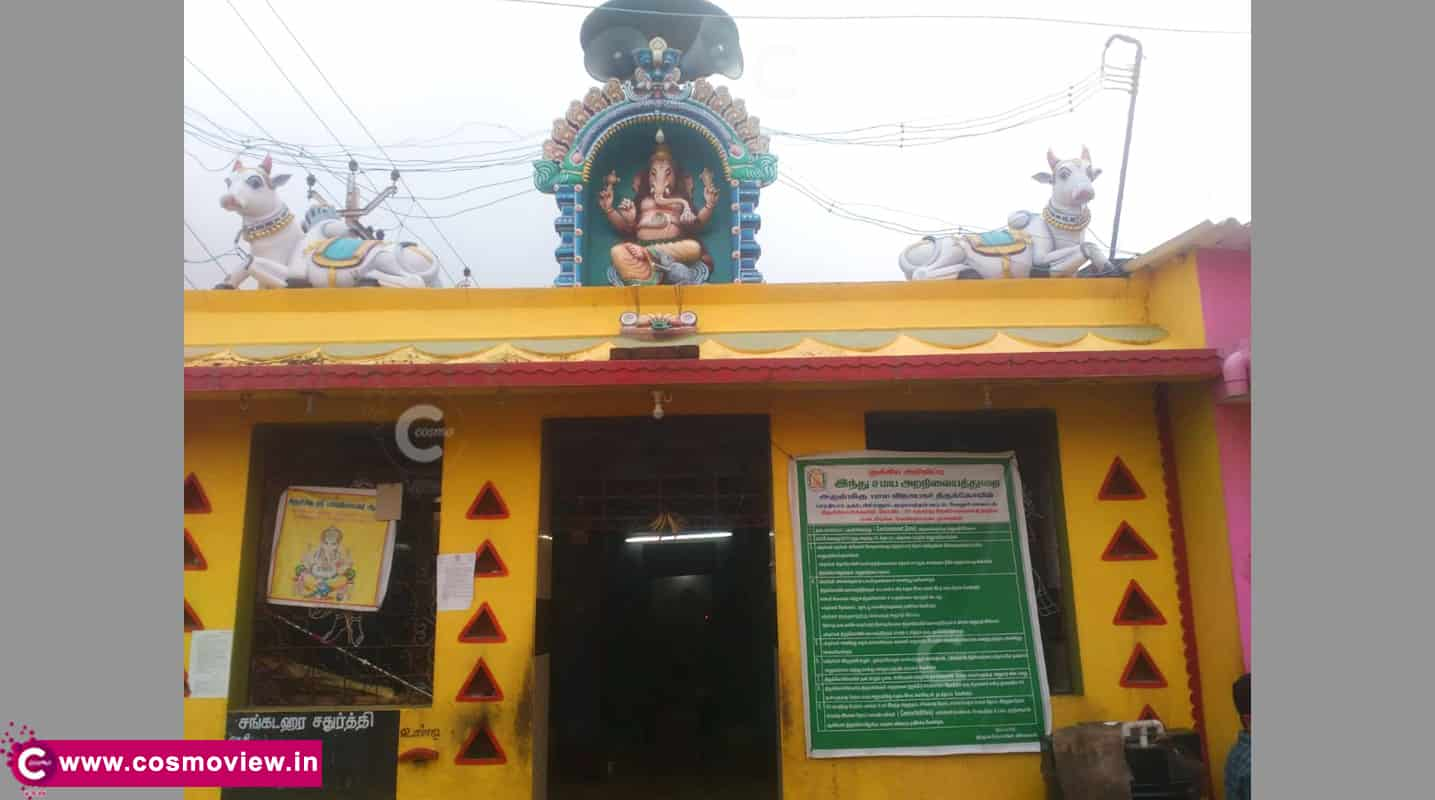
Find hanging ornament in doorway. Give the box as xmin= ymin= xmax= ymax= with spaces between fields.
xmin=647 ymin=510 xmax=687 ymax=535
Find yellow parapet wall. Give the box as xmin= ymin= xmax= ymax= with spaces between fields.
xmin=183 ymin=272 xmax=1205 ymax=360
xmin=183 ymin=375 xmax=1226 ymax=800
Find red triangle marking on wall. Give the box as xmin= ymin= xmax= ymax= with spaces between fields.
xmin=184 ymin=529 xmax=208 ymax=571
xmin=184 ymin=599 xmax=204 ymax=632
xmin=455 ymin=725 xmax=507 ymax=765
xmin=456 ymin=658 xmax=504 ymax=703
xmin=459 ymin=603 xmax=507 ymax=643
xmin=1114 ymin=580 xmax=1168 ymax=626
xmin=184 ymin=473 xmax=212 ymax=514
xmin=1101 ymin=521 xmax=1158 ymax=561
xmin=1120 ymin=643 xmax=1168 ymax=688
xmin=1138 ymin=705 xmax=1161 ymax=723
xmin=1098 ymin=457 xmax=1146 ymax=501
xmin=474 ymin=541 xmax=509 ymax=578
xmin=465 ymin=482 xmax=510 ymax=520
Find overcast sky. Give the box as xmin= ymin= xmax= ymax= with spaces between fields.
xmin=183 ymin=0 xmax=1250 ymax=289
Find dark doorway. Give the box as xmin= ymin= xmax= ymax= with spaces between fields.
xmin=542 ymin=416 xmax=780 ymax=800
xmin=224 ymin=423 xmax=443 ymax=800
xmin=241 ymin=424 xmax=442 ymax=711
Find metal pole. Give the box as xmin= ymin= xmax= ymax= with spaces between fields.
xmin=1104 ymin=35 xmax=1143 ymax=261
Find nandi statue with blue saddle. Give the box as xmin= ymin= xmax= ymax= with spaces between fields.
xmin=215 ymin=155 xmax=441 ymax=289
xmin=898 ymin=146 xmax=1111 ymax=281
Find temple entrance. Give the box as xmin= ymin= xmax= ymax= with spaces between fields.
xmin=537 ymin=416 xmax=780 ymax=800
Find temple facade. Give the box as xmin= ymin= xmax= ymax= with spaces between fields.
xmin=182 ymin=216 xmax=1251 ymax=800
xmin=183 ymin=3 xmax=1250 ymax=798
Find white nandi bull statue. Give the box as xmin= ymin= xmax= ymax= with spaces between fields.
xmin=215 ymin=155 xmax=441 ymax=289
xmin=898 ymin=147 xmax=1110 ymax=280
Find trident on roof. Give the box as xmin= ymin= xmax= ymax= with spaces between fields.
xmin=303 ymin=158 xmax=401 ymax=240
xmin=342 ymin=158 xmax=400 ymax=233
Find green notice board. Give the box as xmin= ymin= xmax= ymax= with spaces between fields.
xmin=790 ymin=452 xmax=1052 ymax=758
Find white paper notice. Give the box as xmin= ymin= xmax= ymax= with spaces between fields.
xmin=188 ymin=630 xmax=234 ymax=699
xmin=436 ymin=552 xmax=476 ymax=612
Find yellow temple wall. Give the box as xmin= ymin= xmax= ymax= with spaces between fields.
xmin=183 ymin=374 xmax=1231 ymax=800
xmin=180 ymin=264 xmax=1243 ymax=798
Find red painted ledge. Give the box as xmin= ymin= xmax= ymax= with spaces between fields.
xmin=185 ymin=349 xmax=1222 ymax=393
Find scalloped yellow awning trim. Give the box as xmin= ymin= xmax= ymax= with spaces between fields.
xmin=182 ymin=326 xmax=1169 ymax=367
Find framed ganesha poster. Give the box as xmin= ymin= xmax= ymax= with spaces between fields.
xmin=265 ymin=486 xmax=397 ymax=613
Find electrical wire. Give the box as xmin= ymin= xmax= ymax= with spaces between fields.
xmin=222 ymin=0 xmax=446 ymax=277
xmin=184 ymin=219 xmax=232 ymax=285
xmin=182 ymin=56 xmax=277 ymax=141
xmin=770 ymin=71 xmax=1098 ymax=138
xmin=386 ymin=187 xmax=539 ymax=221
xmin=184 ymin=251 xmax=246 ymax=265
xmin=492 ymin=0 xmax=1252 ymax=36
xmin=185 ymin=14 xmax=1161 ymax=280
xmin=184 ymin=55 xmax=348 ymax=203
xmin=183 ymin=105 xmax=545 ymax=164
xmin=261 ymin=0 xmax=470 ymax=285
xmin=777 ymin=174 xmax=969 ymax=238
xmin=777 ymin=168 xmax=1117 ymax=248
xmin=769 ymin=77 xmax=1102 ymax=148
xmin=222 ymin=0 xmax=349 ymax=158
xmin=394 ymin=119 xmax=539 ymax=147
xmin=1085 ymin=228 xmax=1140 ymax=257
xmin=187 ymin=59 xmax=1108 ymax=164
xmin=838 ymin=203 xmax=967 ymax=231
xmin=268 ymin=131 xmax=549 ymax=153
xmin=183 ymin=118 xmax=541 ymax=174
xmin=186 ymin=67 xmax=1104 ymax=161
xmin=185 ymin=118 xmax=536 ymax=216
xmin=185 ymin=148 xmax=241 ymax=173
xmin=403 ymin=174 xmax=534 ymax=202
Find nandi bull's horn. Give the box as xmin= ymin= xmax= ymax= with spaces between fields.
xmin=232 ymin=158 xmax=245 ymax=172
xmin=1081 ymin=145 xmax=1091 ymax=163
xmin=1047 ymin=148 xmax=1059 ymax=171
xmin=260 ymin=154 xmax=274 ymax=175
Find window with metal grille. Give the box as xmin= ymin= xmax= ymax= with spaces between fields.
xmin=865 ymin=410 xmax=1082 ymax=695
xmin=238 ymin=424 xmax=440 ymax=708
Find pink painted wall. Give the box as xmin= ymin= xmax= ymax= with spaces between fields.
xmin=1196 ymin=250 xmax=1250 ymax=345
xmin=1197 ymin=248 xmax=1252 ymax=669
xmin=1212 ymin=403 xmax=1250 ymax=667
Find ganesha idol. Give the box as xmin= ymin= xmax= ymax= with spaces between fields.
xmin=597 ymin=129 xmax=719 ymax=286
